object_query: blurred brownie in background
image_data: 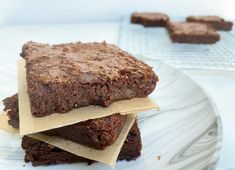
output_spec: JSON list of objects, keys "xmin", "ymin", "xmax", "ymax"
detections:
[
  {"xmin": 131, "ymin": 12, "xmax": 169, "ymax": 27},
  {"xmin": 167, "ymin": 22, "xmax": 220, "ymax": 44},
  {"xmin": 187, "ymin": 15, "xmax": 233, "ymax": 31}
]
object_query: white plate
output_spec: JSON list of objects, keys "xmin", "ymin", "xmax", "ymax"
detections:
[{"xmin": 0, "ymin": 58, "xmax": 221, "ymax": 170}]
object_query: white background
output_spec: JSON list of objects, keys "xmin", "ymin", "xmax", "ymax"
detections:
[{"xmin": 0, "ymin": 0, "xmax": 235, "ymax": 25}]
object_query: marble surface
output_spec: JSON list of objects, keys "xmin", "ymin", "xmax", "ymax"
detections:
[
  {"xmin": 0, "ymin": 22, "xmax": 234, "ymax": 170},
  {"xmin": 186, "ymin": 70, "xmax": 235, "ymax": 170}
]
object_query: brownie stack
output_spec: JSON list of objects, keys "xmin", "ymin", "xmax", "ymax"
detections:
[{"xmin": 1, "ymin": 41, "xmax": 158, "ymax": 167}]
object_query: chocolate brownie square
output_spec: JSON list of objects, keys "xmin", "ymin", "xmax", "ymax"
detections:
[
  {"xmin": 187, "ymin": 15, "xmax": 233, "ymax": 31},
  {"xmin": 131, "ymin": 12, "xmax": 169, "ymax": 27},
  {"xmin": 20, "ymin": 41, "xmax": 158, "ymax": 117},
  {"xmin": 167, "ymin": 22, "xmax": 220, "ymax": 44},
  {"xmin": 22, "ymin": 121, "xmax": 142, "ymax": 166},
  {"xmin": 3, "ymin": 94, "xmax": 126, "ymax": 149}
]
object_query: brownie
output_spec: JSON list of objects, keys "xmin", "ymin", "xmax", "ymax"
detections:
[
  {"xmin": 22, "ymin": 121, "xmax": 142, "ymax": 166},
  {"xmin": 131, "ymin": 12, "xmax": 169, "ymax": 27},
  {"xmin": 2, "ymin": 94, "xmax": 19, "ymax": 128},
  {"xmin": 3, "ymin": 94, "xmax": 126, "ymax": 150},
  {"xmin": 167, "ymin": 22, "xmax": 220, "ymax": 44},
  {"xmin": 187, "ymin": 15, "xmax": 233, "ymax": 31},
  {"xmin": 21, "ymin": 41, "xmax": 158, "ymax": 117}
]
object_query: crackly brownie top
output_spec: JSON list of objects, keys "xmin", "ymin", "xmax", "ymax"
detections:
[
  {"xmin": 187, "ymin": 15, "xmax": 224, "ymax": 22},
  {"xmin": 21, "ymin": 41, "xmax": 154, "ymax": 84},
  {"xmin": 132, "ymin": 12, "xmax": 169, "ymax": 21},
  {"xmin": 168, "ymin": 22, "xmax": 218, "ymax": 35}
]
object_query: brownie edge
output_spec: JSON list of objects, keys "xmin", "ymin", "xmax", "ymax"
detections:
[{"xmin": 21, "ymin": 41, "xmax": 158, "ymax": 117}]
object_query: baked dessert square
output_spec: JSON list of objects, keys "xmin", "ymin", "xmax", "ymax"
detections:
[
  {"xmin": 167, "ymin": 22, "xmax": 220, "ymax": 44},
  {"xmin": 21, "ymin": 120, "xmax": 142, "ymax": 166},
  {"xmin": 3, "ymin": 94, "xmax": 126, "ymax": 150},
  {"xmin": 186, "ymin": 15, "xmax": 233, "ymax": 31},
  {"xmin": 21, "ymin": 41, "xmax": 158, "ymax": 117},
  {"xmin": 131, "ymin": 12, "xmax": 169, "ymax": 27}
]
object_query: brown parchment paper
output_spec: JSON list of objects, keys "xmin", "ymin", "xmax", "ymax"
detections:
[
  {"xmin": 18, "ymin": 59, "xmax": 158, "ymax": 135},
  {"xmin": 0, "ymin": 112, "xmax": 136, "ymax": 169},
  {"xmin": 0, "ymin": 112, "xmax": 19, "ymax": 134}
]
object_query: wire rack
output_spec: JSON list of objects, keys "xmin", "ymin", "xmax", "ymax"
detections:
[{"xmin": 118, "ymin": 17, "xmax": 235, "ymax": 71}]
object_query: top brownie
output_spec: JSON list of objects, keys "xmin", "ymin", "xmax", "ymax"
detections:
[
  {"xmin": 21, "ymin": 42, "xmax": 158, "ymax": 117},
  {"xmin": 131, "ymin": 12, "xmax": 169, "ymax": 27},
  {"xmin": 186, "ymin": 15, "xmax": 233, "ymax": 31}
]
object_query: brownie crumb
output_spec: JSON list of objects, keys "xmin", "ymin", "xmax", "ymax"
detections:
[{"xmin": 157, "ymin": 155, "xmax": 161, "ymax": 160}]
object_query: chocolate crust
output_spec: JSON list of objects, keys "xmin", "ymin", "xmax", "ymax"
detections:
[
  {"xmin": 21, "ymin": 41, "xmax": 158, "ymax": 117},
  {"xmin": 167, "ymin": 22, "xmax": 220, "ymax": 44},
  {"xmin": 3, "ymin": 94, "xmax": 126, "ymax": 149},
  {"xmin": 187, "ymin": 15, "xmax": 233, "ymax": 31},
  {"xmin": 131, "ymin": 12, "xmax": 169, "ymax": 27},
  {"xmin": 22, "ymin": 121, "xmax": 142, "ymax": 166}
]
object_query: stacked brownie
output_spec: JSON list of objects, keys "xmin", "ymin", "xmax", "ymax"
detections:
[
  {"xmin": 3, "ymin": 94, "xmax": 142, "ymax": 166},
  {"xmin": 1, "ymin": 41, "xmax": 158, "ymax": 167}
]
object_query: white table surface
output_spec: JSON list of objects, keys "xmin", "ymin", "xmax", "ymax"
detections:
[{"xmin": 0, "ymin": 22, "xmax": 234, "ymax": 170}]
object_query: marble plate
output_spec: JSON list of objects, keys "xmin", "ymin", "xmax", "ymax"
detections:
[{"xmin": 0, "ymin": 58, "xmax": 222, "ymax": 170}]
